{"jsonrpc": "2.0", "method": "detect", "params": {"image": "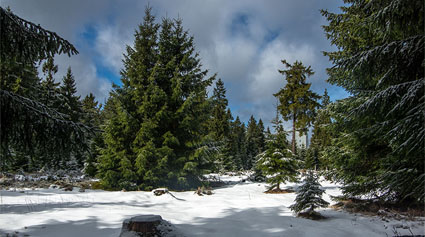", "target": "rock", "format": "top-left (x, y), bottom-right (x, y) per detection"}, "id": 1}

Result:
top-left (120, 215), bottom-right (162, 237)
top-left (63, 186), bottom-right (73, 191)
top-left (79, 188), bottom-right (85, 192)
top-left (153, 188), bottom-right (168, 196)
